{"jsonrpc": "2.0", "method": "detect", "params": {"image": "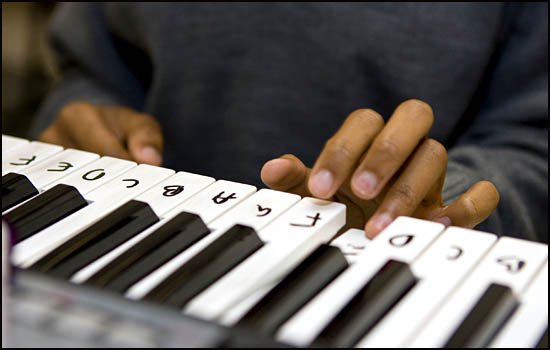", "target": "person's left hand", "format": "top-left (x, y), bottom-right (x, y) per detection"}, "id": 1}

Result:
top-left (261, 99), bottom-right (500, 239)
